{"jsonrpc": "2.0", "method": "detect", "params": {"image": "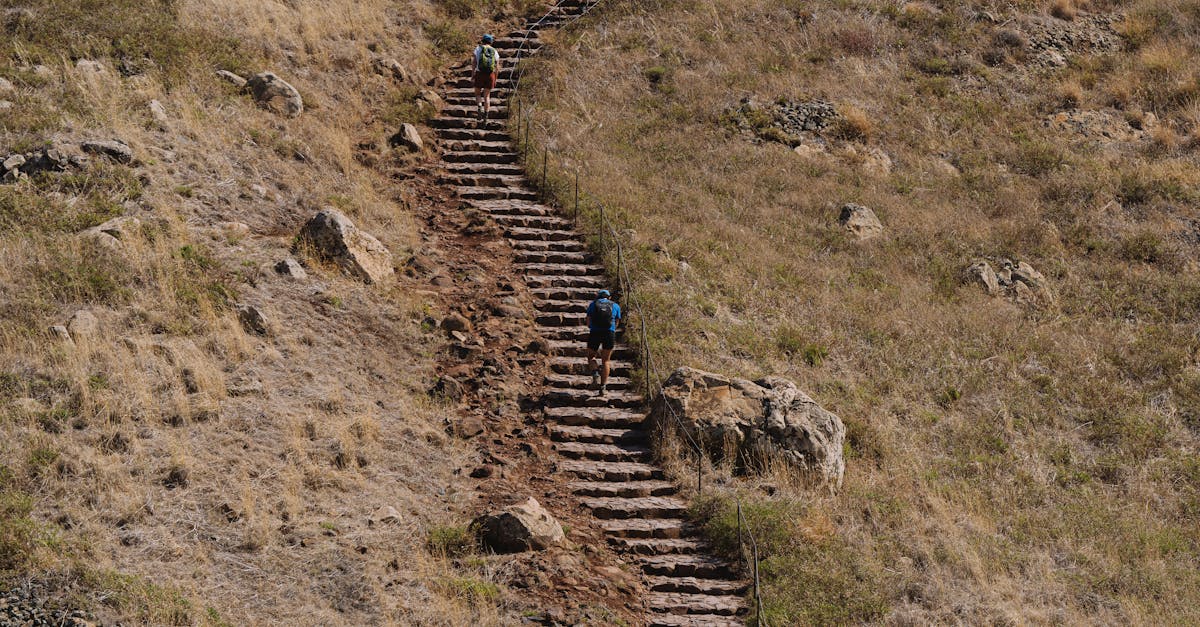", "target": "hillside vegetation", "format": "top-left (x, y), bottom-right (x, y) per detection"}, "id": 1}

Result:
top-left (522, 0), bottom-right (1200, 623)
top-left (0, 0), bottom-right (548, 624)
